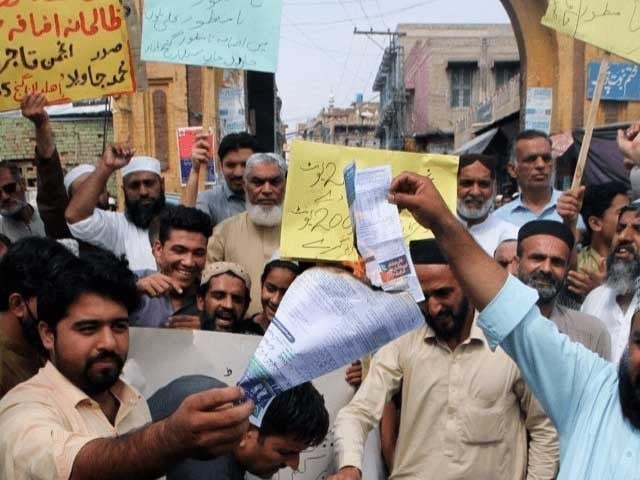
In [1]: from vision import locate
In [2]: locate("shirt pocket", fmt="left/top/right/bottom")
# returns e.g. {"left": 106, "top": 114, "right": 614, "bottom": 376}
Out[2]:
{"left": 459, "top": 404, "right": 506, "bottom": 445}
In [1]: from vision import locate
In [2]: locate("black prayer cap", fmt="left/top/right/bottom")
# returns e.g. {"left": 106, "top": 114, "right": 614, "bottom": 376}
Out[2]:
{"left": 409, "top": 238, "right": 448, "bottom": 265}
{"left": 518, "top": 220, "right": 575, "bottom": 251}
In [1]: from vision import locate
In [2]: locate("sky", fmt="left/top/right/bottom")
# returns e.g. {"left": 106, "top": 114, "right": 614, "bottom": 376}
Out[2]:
{"left": 277, "top": 0, "right": 511, "bottom": 133}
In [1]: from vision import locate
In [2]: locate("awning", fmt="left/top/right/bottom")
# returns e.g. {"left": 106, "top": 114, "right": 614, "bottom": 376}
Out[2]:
{"left": 454, "top": 127, "right": 499, "bottom": 155}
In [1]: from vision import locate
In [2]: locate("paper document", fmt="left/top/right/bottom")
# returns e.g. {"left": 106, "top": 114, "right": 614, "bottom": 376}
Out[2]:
{"left": 345, "top": 163, "right": 425, "bottom": 302}
{"left": 238, "top": 267, "right": 424, "bottom": 425}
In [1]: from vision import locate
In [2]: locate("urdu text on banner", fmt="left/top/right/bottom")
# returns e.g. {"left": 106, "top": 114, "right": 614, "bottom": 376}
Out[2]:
{"left": 281, "top": 140, "right": 459, "bottom": 262}
{"left": 541, "top": 0, "right": 640, "bottom": 64}
{"left": 140, "top": 0, "right": 283, "bottom": 73}
{"left": 0, "top": 0, "right": 136, "bottom": 112}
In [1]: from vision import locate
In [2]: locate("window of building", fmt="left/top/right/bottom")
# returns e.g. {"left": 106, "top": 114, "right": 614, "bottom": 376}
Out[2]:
{"left": 495, "top": 62, "right": 520, "bottom": 89}
{"left": 450, "top": 65, "right": 474, "bottom": 107}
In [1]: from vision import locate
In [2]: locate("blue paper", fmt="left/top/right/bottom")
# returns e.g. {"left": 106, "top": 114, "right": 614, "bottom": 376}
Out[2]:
{"left": 587, "top": 62, "right": 640, "bottom": 102}
{"left": 141, "top": 0, "right": 282, "bottom": 73}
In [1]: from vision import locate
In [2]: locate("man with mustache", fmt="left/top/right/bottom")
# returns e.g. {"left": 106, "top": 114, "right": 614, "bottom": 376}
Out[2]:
{"left": 515, "top": 220, "right": 610, "bottom": 359}
{"left": 494, "top": 130, "right": 584, "bottom": 229}
{"left": 0, "top": 248, "right": 253, "bottom": 479}
{"left": 66, "top": 145, "right": 166, "bottom": 270}
{"left": 582, "top": 204, "right": 640, "bottom": 362}
{"left": 130, "top": 206, "right": 212, "bottom": 330}
{"left": 0, "top": 237, "right": 77, "bottom": 398}
{"left": 330, "top": 239, "right": 558, "bottom": 480}
{"left": 456, "top": 154, "right": 518, "bottom": 255}
{"left": 207, "top": 153, "right": 286, "bottom": 315}
{"left": 197, "top": 262, "right": 252, "bottom": 332}
{"left": 389, "top": 169, "right": 640, "bottom": 478}
{"left": 0, "top": 161, "right": 45, "bottom": 242}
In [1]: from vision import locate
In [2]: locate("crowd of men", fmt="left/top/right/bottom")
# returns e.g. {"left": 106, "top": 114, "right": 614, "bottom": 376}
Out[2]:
{"left": 0, "top": 90, "right": 640, "bottom": 479}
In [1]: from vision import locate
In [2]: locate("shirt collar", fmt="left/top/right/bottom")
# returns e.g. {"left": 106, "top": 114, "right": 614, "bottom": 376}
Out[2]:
{"left": 41, "top": 361, "right": 141, "bottom": 408}
{"left": 423, "top": 313, "right": 486, "bottom": 346}
{"left": 222, "top": 181, "right": 244, "bottom": 201}
{"left": 508, "top": 188, "right": 560, "bottom": 214}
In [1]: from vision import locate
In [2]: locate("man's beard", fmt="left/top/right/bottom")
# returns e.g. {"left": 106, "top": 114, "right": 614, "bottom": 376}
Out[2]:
{"left": 456, "top": 196, "right": 493, "bottom": 221}
{"left": 519, "top": 269, "right": 564, "bottom": 303}
{"left": 55, "top": 346, "right": 125, "bottom": 395}
{"left": 423, "top": 297, "right": 470, "bottom": 340}
{"left": 618, "top": 347, "right": 640, "bottom": 430}
{"left": 606, "top": 249, "right": 640, "bottom": 295}
{"left": 247, "top": 202, "right": 283, "bottom": 227}
{"left": 0, "top": 198, "right": 28, "bottom": 217}
{"left": 125, "top": 191, "right": 166, "bottom": 229}
{"left": 203, "top": 306, "right": 242, "bottom": 332}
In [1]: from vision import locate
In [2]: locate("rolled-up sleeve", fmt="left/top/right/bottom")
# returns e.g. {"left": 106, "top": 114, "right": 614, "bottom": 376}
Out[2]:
{"left": 67, "top": 209, "right": 122, "bottom": 253}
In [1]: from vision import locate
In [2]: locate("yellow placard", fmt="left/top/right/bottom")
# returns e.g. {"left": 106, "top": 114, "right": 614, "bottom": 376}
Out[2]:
{"left": 542, "top": 0, "right": 640, "bottom": 64}
{"left": 281, "top": 141, "right": 459, "bottom": 262}
{"left": 0, "top": 0, "right": 135, "bottom": 112}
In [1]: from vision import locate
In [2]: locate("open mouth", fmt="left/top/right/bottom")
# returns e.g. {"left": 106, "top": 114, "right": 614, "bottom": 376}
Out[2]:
{"left": 615, "top": 244, "right": 636, "bottom": 260}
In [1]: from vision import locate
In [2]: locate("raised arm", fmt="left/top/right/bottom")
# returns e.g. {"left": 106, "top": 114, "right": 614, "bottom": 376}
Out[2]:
{"left": 181, "top": 135, "right": 211, "bottom": 207}
{"left": 70, "top": 387, "right": 253, "bottom": 480}
{"left": 389, "top": 172, "right": 609, "bottom": 435}
{"left": 65, "top": 144, "right": 133, "bottom": 224}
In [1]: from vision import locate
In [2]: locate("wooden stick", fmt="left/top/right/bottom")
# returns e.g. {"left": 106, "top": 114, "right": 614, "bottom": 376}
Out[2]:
{"left": 571, "top": 51, "right": 610, "bottom": 190}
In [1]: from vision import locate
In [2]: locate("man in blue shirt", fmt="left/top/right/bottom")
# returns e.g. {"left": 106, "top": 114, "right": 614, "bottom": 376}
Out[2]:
{"left": 390, "top": 170, "right": 640, "bottom": 479}
{"left": 494, "top": 130, "right": 583, "bottom": 229}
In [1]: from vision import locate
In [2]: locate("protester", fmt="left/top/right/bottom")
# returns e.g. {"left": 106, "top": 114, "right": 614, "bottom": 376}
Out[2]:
{"left": 516, "top": 220, "right": 610, "bottom": 359}
{"left": 248, "top": 257, "right": 301, "bottom": 334}
{"left": 0, "top": 233, "right": 10, "bottom": 258}
{"left": 389, "top": 170, "right": 640, "bottom": 479}
{"left": 64, "top": 164, "right": 111, "bottom": 211}
{"left": 207, "top": 152, "right": 286, "bottom": 314}
{"left": 149, "top": 376, "right": 329, "bottom": 479}
{"left": 130, "top": 206, "right": 212, "bottom": 329}
{"left": 198, "top": 262, "right": 252, "bottom": 332}
{"left": 65, "top": 144, "right": 165, "bottom": 270}
{"left": 182, "top": 132, "right": 259, "bottom": 226}
{"left": 494, "top": 130, "right": 583, "bottom": 228}
{"left": 493, "top": 238, "right": 518, "bottom": 274}
{"left": 330, "top": 239, "right": 558, "bottom": 480}
{"left": 0, "top": 161, "right": 45, "bottom": 242}
{"left": 578, "top": 182, "right": 630, "bottom": 295}
{"left": 0, "top": 237, "right": 77, "bottom": 398}
{"left": 456, "top": 154, "right": 518, "bottom": 254}
{"left": 0, "top": 248, "right": 253, "bottom": 479}
{"left": 581, "top": 204, "right": 640, "bottom": 362}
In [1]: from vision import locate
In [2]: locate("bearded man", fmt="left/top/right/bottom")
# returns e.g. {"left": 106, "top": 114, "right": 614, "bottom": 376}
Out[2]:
{"left": 582, "top": 204, "right": 640, "bottom": 362}
{"left": 456, "top": 154, "right": 518, "bottom": 255}
{"left": 206, "top": 153, "right": 285, "bottom": 315}
{"left": 66, "top": 145, "right": 166, "bottom": 271}
{"left": 514, "top": 220, "right": 610, "bottom": 359}
{"left": 0, "top": 161, "right": 45, "bottom": 242}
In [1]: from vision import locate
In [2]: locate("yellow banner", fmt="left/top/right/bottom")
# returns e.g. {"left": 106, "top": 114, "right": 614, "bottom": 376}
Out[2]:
{"left": 0, "top": 0, "right": 135, "bottom": 111}
{"left": 281, "top": 141, "right": 459, "bottom": 262}
{"left": 542, "top": 0, "right": 640, "bottom": 64}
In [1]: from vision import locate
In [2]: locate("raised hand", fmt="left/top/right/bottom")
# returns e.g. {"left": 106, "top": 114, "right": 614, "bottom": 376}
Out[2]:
{"left": 101, "top": 143, "right": 135, "bottom": 172}
{"left": 388, "top": 172, "right": 449, "bottom": 230}
{"left": 191, "top": 134, "right": 211, "bottom": 174}
{"left": 20, "top": 92, "right": 49, "bottom": 128}
{"left": 618, "top": 123, "right": 640, "bottom": 166}
{"left": 557, "top": 186, "right": 585, "bottom": 225}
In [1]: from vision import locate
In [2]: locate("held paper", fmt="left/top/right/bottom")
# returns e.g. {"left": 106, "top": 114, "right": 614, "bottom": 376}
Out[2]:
{"left": 238, "top": 267, "right": 424, "bottom": 425}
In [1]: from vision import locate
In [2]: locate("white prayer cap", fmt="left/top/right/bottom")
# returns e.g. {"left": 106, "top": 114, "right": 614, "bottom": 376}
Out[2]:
{"left": 121, "top": 156, "right": 161, "bottom": 178}
{"left": 64, "top": 164, "right": 95, "bottom": 195}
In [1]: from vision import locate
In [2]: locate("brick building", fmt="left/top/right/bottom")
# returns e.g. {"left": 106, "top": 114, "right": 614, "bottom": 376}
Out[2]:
{"left": 374, "top": 24, "right": 519, "bottom": 153}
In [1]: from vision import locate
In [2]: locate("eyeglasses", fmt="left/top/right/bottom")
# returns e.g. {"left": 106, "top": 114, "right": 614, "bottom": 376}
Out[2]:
{"left": 0, "top": 182, "right": 17, "bottom": 195}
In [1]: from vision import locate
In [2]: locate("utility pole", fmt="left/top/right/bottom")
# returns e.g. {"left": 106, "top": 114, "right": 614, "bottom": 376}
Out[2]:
{"left": 355, "top": 28, "right": 407, "bottom": 151}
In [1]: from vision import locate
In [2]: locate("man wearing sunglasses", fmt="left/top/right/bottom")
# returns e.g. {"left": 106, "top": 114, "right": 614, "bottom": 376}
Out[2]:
{"left": 0, "top": 161, "right": 46, "bottom": 242}
{"left": 494, "top": 130, "right": 582, "bottom": 229}
{"left": 66, "top": 145, "right": 167, "bottom": 271}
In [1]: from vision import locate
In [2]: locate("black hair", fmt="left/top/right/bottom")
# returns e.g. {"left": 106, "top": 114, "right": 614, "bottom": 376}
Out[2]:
{"left": 0, "top": 233, "right": 11, "bottom": 250}
{"left": 260, "top": 382, "right": 329, "bottom": 446}
{"left": 0, "top": 160, "right": 21, "bottom": 181}
{"left": 218, "top": 132, "right": 260, "bottom": 162}
{"left": 260, "top": 260, "right": 301, "bottom": 285}
{"left": 457, "top": 154, "right": 497, "bottom": 179}
{"left": 38, "top": 248, "right": 140, "bottom": 329}
{"left": 157, "top": 205, "right": 213, "bottom": 245}
{"left": 580, "top": 182, "right": 629, "bottom": 239}
{"left": 515, "top": 129, "right": 552, "bottom": 147}
{"left": 0, "top": 237, "right": 76, "bottom": 311}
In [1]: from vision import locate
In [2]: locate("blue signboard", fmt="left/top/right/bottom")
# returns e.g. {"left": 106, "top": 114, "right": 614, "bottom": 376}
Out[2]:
{"left": 587, "top": 62, "right": 640, "bottom": 101}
